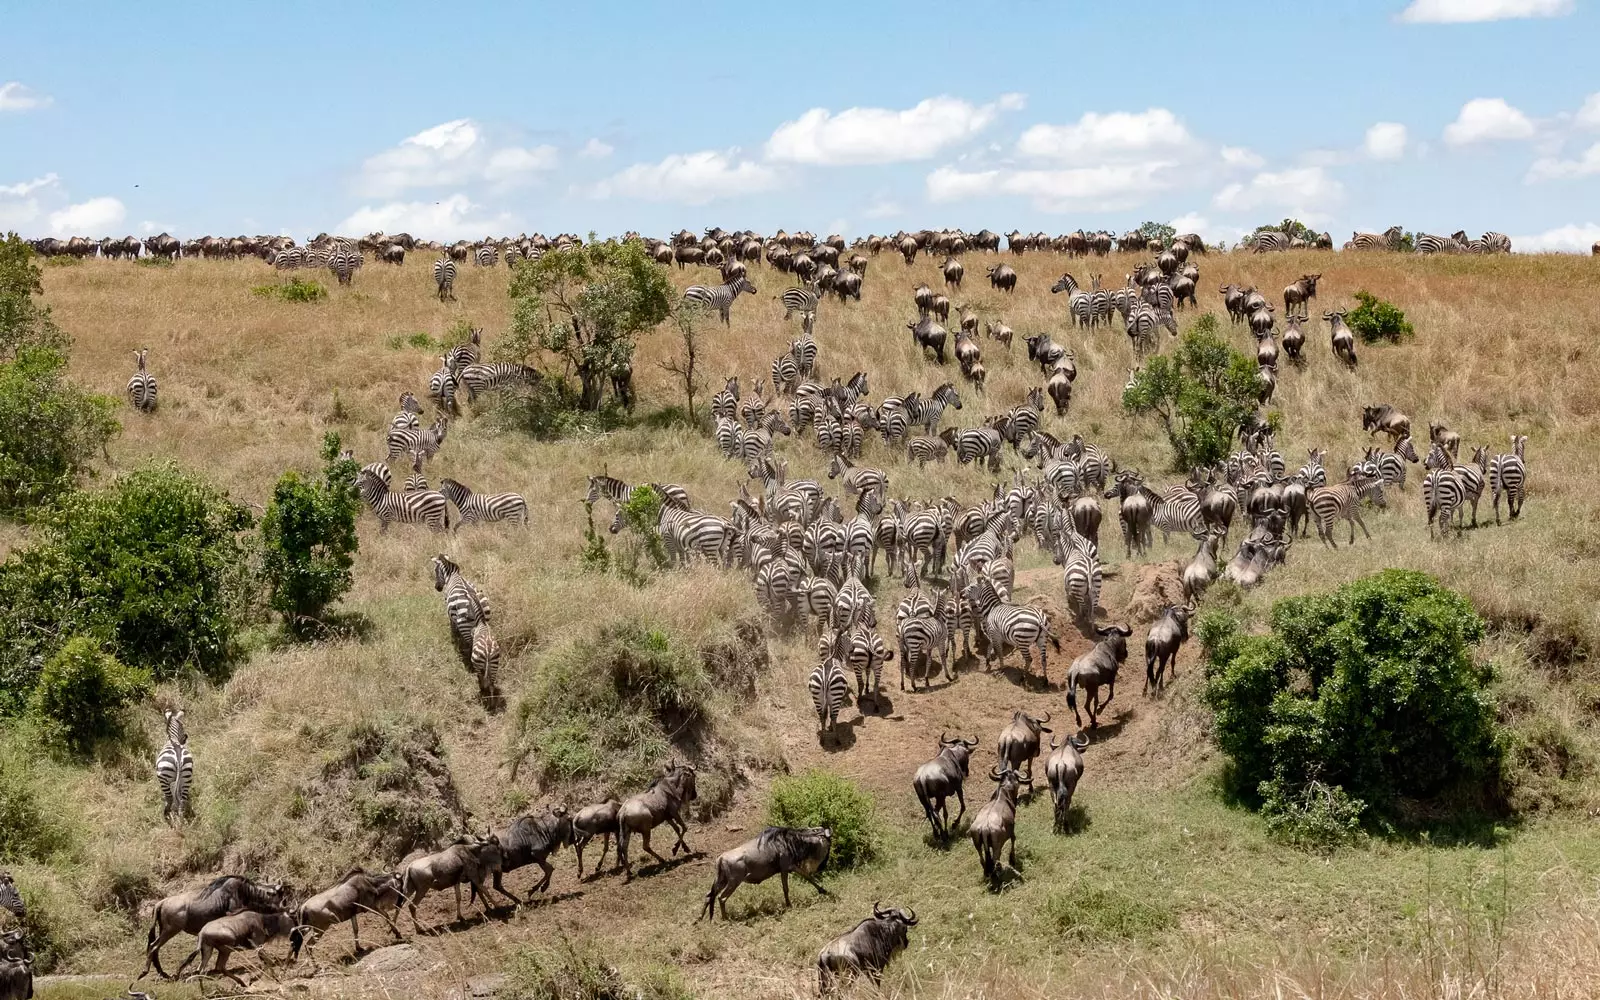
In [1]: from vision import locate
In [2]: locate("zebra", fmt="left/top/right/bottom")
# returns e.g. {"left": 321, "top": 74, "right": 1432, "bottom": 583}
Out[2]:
{"left": 781, "top": 283, "right": 821, "bottom": 320}
{"left": 1056, "top": 533, "right": 1101, "bottom": 635}
{"left": 683, "top": 277, "right": 758, "bottom": 325}
{"left": 428, "top": 363, "right": 459, "bottom": 413}
{"left": 386, "top": 415, "right": 448, "bottom": 461}
{"left": 155, "top": 709, "right": 194, "bottom": 825}
{"left": 827, "top": 453, "right": 888, "bottom": 499}
{"left": 0, "top": 870, "right": 21, "bottom": 920}
{"left": 711, "top": 376, "right": 740, "bottom": 421}
{"left": 1415, "top": 233, "right": 1466, "bottom": 255}
{"left": 273, "top": 246, "right": 307, "bottom": 270}
{"left": 834, "top": 575, "right": 876, "bottom": 631}
{"left": 1349, "top": 226, "right": 1404, "bottom": 251}
{"left": 1423, "top": 466, "right": 1463, "bottom": 540}
{"left": 474, "top": 244, "right": 498, "bottom": 267}
{"left": 790, "top": 335, "right": 818, "bottom": 379}
{"left": 1251, "top": 230, "right": 1292, "bottom": 253}
{"left": 470, "top": 621, "right": 503, "bottom": 707}
{"left": 809, "top": 657, "right": 849, "bottom": 741}
{"left": 1003, "top": 388, "right": 1045, "bottom": 445}
{"left": 1308, "top": 467, "right": 1376, "bottom": 548}
{"left": 443, "top": 328, "right": 483, "bottom": 371}
{"left": 963, "top": 577, "right": 1053, "bottom": 683}
{"left": 433, "top": 258, "right": 457, "bottom": 301}
{"left": 1426, "top": 442, "right": 1486, "bottom": 528}
{"left": 659, "top": 506, "right": 734, "bottom": 566}
{"left": 845, "top": 625, "right": 894, "bottom": 705}
{"left": 897, "top": 608, "right": 949, "bottom": 690}
{"left": 940, "top": 427, "right": 1002, "bottom": 472}
{"left": 127, "top": 349, "right": 158, "bottom": 413}
{"left": 403, "top": 451, "right": 429, "bottom": 492}
{"left": 906, "top": 382, "right": 962, "bottom": 435}
{"left": 1151, "top": 486, "right": 1206, "bottom": 543}
{"left": 431, "top": 553, "right": 491, "bottom": 672}
{"left": 439, "top": 478, "right": 529, "bottom": 526}
{"left": 1481, "top": 232, "right": 1511, "bottom": 253}
{"left": 329, "top": 247, "right": 363, "bottom": 286}
{"left": 1062, "top": 435, "right": 1112, "bottom": 489}
{"left": 457, "top": 362, "right": 539, "bottom": 402}
{"left": 357, "top": 469, "right": 449, "bottom": 532}
{"left": 1490, "top": 435, "right": 1527, "bottom": 524}
{"left": 1050, "top": 273, "right": 1094, "bottom": 328}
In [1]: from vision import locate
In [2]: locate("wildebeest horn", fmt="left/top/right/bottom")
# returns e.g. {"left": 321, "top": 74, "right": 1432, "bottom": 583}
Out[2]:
{"left": 1038, "top": 711, "right": 1051, "bottom": 724}
{"left": 988, "top": 766, "right": 1003, "bottom": 780}
{"left": 965, "top": 735, "right": 980, "bottom": 747}
{"left": 873, "top": 901, "right": 887, "bottom": 919}
{"left": 940, "top": 731, "right": 952, "bottom": 745}
{"left": 1048, "top": 734, "right": 1059, "bottom": 750}
{"left": 902, "top": 907, "right": 918, "bottom": 925}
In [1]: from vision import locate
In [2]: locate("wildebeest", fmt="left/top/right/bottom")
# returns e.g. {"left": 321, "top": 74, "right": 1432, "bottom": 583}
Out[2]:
{"left": 908, "top": 316, "right": 948, "bottom": 364}
{"left": 0, "top": 953, "right": 28, "bottom": 1000}
{"left": 1327, "top": 309, "right": 1358, "bottom": 367}
{"left": 1144, "top": 603, "right": 1194, "bottom": 694}
{"left": 700, "top": 826, "right": 832, "bottom": 920}
{"left": 1182, "top": 531, "right": 1222, "bottom": 600}
{"left": 572, "top": 799, "right": 622, "bottom": 877}
{"left": 987, "top": 263, "right": 1017, "bottom": 292}
{"left": 289, "top": 869, "right": 404, "bottom": 962}
{"left": 969, "top": 767, "right": 1029, "bottom": 880}
{"left": 618, "top": 762, "right": 699, "bottom": 879}
{"left": 941, "top": 257, "right": 964, "bottom": 289}
{"left": 139, "top": 875, "right": 287, "bottom": 979}
{"left": 1429, "top": 421, "right": 1462, "bottom": 461}
{"left": 1282, "top": 314, "right": 1306, "bottom": 362}
{"left": 1283, "top": 273, "right": 1320, "bottom": 318}
{"left": 399, "top": 833, "right": 513, "bottom": 929}
{"left": 1045, "top": 732, "right": 1090, "bottom": 833}
{"left": 1065, "top": 624, "right": 1133, "bottom": 729}
{"left": 491, "top": 806, "right": 574, "bottom": 901}
{"left": 1362, "top": 404, "right": 1411, "bottom": 445}
{"left": 175, "top": 910, "right": 297, "bottom": 984}
{"left": 817, "top": 904, "right": 917, "bottom": 994}
{"left": 1046, "top": 359, "right": 1074, "bottom": 415}
{"left": 912, "top": 733, "right": 979, "bottom": 840}
{"left": 1025, "top": 332, "right": 1067, "bottom": 371}
{"left": 997, "top": 709, "right": 1051, "bottom": 781}
{"left": 1220, "top": 284, "right": 1248, "bottom": 324}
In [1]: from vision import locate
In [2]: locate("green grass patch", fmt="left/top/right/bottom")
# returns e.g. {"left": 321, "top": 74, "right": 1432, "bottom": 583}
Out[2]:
{"left": 251, "top": 277, "right": 327, "bottom": 302}
{"left": 1045, "top": 882, "right": 1177, "bottom": 942}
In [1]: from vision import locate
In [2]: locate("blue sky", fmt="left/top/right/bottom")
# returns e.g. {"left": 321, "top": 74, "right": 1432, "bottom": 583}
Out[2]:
{"left": 3, "top": 0, "right": 1598, "bottom": 250}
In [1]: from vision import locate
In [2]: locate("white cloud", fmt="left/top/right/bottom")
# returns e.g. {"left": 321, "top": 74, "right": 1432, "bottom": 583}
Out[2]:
{"left": 926, "top": 161, "right": 1175, "bottom": 213}
{"left": 1399, "top": 0, "right": 1572, "bottom": 22}
{"left": 0, "top": 173, "right": 59, "bottom": 198}
{"left": 336, "top": 193, "right": 513, "bottom": 241}
{"left": 483, "top": 145, "right": 559, "bottom": 181}
{"left": 48, "top": 197, "right": 126, "bottom": 235}
{"left": 1508, "top": 222, "right": 1600, "bottom": 252}
{"left": 589, "top": 150, "right": 779, "bottom": 204}
{"left": 1017, "top": 108, "right": 1193, "bottom": 162}
{"left": 1526, "top": 141, "right": 1600, "bottom": 181}
{"left": 356, "top": 119, "right": 558, "bottom": 197}
{"left": 765, "top": 94, "right": 1025, "bottom": 166}
{"left": 0, "top": 82, "right": 51, "bottom": 112}
{"left": 1364, "top": 122, "right": 1409, "bottom": 160}
{"left": 579, "top": 138, "right": 614, "bottom": 159}
{"left": 138, "top": 220, "right": 174, "bottom": 235}
{"left": 1212, "top": 167, "right": 1344, "bottom": 221}
{"left": 864, "top": 199, "right": 903, "bottom": 219}
{"left": 1576, "top": 93, "right": 1600, "bottom": 130}
{"left": 1220, "top": 146, "right": 1265, "bottom": 169}
{"left": 1443, "top": 98, "right": 1535, "bottom": 145}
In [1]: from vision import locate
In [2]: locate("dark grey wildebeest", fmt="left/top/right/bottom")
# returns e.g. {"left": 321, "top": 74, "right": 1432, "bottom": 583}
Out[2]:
{"left": 618, "top": 762, "right": 699, "bottom": 880}
{"left": 1066, "top": 624, "right": 1133, "bottom": 729}
{"left": 140, "top": 875, "right": 288, "bottom": 979}
{"left": 997, "top": 709, "right": 1051, "bottom": 782}
{"left": 400, "top": 833, "right": 513, "bottom": 930}
{"left": 290, "top": 869, "right": 404, "bottom": 962}
{"left": 572, "top": 799, "right": 622, "bottom": 877}
{"left": 912, "top": 733, "right": 980, "bottom": 840}
{"left": 491, "top": 806, "right": 573, "bottom": 901}
{"left": 0, "top": 950, "right": 29, "bottom": 1000}
{"left": 700, "top": 826, "right": 833, "bottom": 920}
{"left": 1144, "top": 602, "right": 1194, "bottom": 694}
{"left": 175, "top": 910, "right": 297, "bottom": 985}
{"left": 969, "top": 768, "right": 1030, "bottom": 880}
{"left": 1045, "top": 732, "right": 1091, "bottom": 833}
{"left": 817, "top": 904, "right": 917, "bottom": 994}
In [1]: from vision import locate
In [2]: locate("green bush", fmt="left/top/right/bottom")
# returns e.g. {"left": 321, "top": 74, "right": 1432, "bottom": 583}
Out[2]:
{"left": 1346, "top": 290, "right": 1414, "bottom": 344}
{"left": 509, "top": 936, "right": 651, "bottom": 1000}
{"left": 1122, "top": 319, "right": 1262, "bottom": 470}
{"left": 0, "top": 735, "right": 72, "bottom": 863}
{"left": 0, "top": 345, "right": 120, "bottom": 513}
{"left": 29, "top": 637, "right": 150, "bottom": 757}
{"left": 387, "top": 331, "right": 440, "bottom": 351}
{"left": 251, "top": 277, "right": 328, "bottom": 302}
{"left": 1260, "top": 779, "right": 1367, "bottom": 850}
{"left": 1202, "top": 570, "right": 1501, "bottom": 828}
{"left": 614, "top": 484, "right": 668, "bottom": 583}
{"left": 0, "top": 234, "right": 70, "bottom": 359}
{"left": 767, "top": 771, "right": 878, "bottom": 870}
{"left": 260, "top": 433, "right": 361, "bottom": 633}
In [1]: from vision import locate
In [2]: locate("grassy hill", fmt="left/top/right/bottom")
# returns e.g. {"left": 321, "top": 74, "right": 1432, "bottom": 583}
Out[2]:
{"left": 9, "top": 247, "right": 1600, "bottom": 999}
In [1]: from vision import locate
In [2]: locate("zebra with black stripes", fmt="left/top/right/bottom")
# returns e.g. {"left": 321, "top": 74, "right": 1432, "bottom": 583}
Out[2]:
{"left": 1423, "top": 465, "right": 1463, "bottom": 540}
{"left": 1308, "top": 466, "right": 1376, "bottom": 548}
{"left": 439, "top": 478, "right": 529, "bottom": 527}
{"left": 791, "top": 334, "right": 818, "bottom": 379}
{"left": 1490, "top": 434, "right": 1527, "bottom": 524}
{"left": 906, "top": 435, "right": 948, "bottom": 467}
{"left": 155, "top": 709, "right": 194, "bottom": 825}
{"left": 433, "top": 257, "right": 457, "bottom": 301}
{"left": 0, "top": 870, "right": 21, "bottom": 920}
{"left": 1415, "top": 233, "right": 1466, "bottom": 255}
{"left": 1483, "top": 232, "right": 1511, "bottom": 253}
{"left": 1050, "top": 273, "right": 1094, "bottom": 328}
{"left": 1004, "top": 388, "right": 1045, "bottom": 445}
{"left": 904, "top": 382, "right": 961, "bottom": 436}
{"left": 1251, "top": 230, "right": 1292, "bottom": 253}
{"left": 683, "top": 277, "right": 758, "bottom": 325}
{"left": 1151, "top": 486, "right": 1206, "bottom": 543}
{"left": 329, "top": 247, "right": 363, "bottom": 286}
{"left": 940, "top": 426, "right": 1002, "bottom": 472}
{"left": 809, "top": 655, "right": 850, "bottom": 742}
{"left": 711, "top": 376, "right": 739, "bottom": 421}
{"left": 358, "top": 469, "right": 449, "bottom": 531}
{"left": 403, "top": 451, "right": 428, "bottom": 492}
{"left": 1062, "top": 435, "right": 1112, "bottom": 489}
{"left": 474, "top": 244, "right": 498, "bottom": 267}
{"left": 897, "top": 606, "right": 948, "bottom": 690}
{"left": 1349, "top": 226, "right": 1404, "bottom": 252}
{"left": 781, "top": 282, "right": 821, "bottom": 321}
{"left": 387, "top": 415, "right": 448, "bottom": 461}
{"left": 845, "top": 624, "right": 893, "bottom": 706}
{"left": 444, "top": 328, "right": 482, "bottom": 372}
{"left": 127, "top": 348, "right": 158, "bottom": 413}
{"left": 660, "top": 506, "right": 734, "bottom": 566}
{"left": 431, "top": 553, "right": 491, "bottom": 666}
{"left": 457, "top": 362, "right": 540, "bottom": 402}
{"left": 963, "top": 576, "right": 1054, "bottom": 683}
{"left": 1426, "top": 442, "right": 1486, "bottom": 528}
{"left": 1056, "top": 532, "right": 1101, "bottom": 635}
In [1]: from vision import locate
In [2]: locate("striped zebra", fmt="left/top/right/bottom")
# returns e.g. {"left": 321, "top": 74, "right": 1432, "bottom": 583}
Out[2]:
{"left": 1415, "top": 233, "right": 1465, "bottom": 255}
{"left": 659, "top": 506, "right": 734, "bottom": 566}
{"left": 433, "top": 257, "right": 457, "bottom": 301}
{"left": 897, "top": 608, "right": 949, "bottom": 690}
{"left": 444, "top": 328, "right": 482, "bottom": 371}
{"left": 469, "top": 621, "right": 502, "bottom": 707}
{"left": 273, "top": 246, "right": 306, "bottom": 270}
{"left": 781, "top": 283, "right": 821, "bottom": 320}
{"left": 846, "top": 625, "right": 893, "bottom": 705}
{"left": 1251, "top": 230, "right": 1292, "bottom": 253}
{"left": 963, "top": 577, "right": 1053, "bottom": 683}
{"left": 428, "top": 363, "right": 459, "bottom": 413}
{"left": 127, "top": 348, "right": 158, "bottom": 413}
{"left": 1050, "top": 273, "right": 1094, "bottom": 328}
{"left": 940, "top": 426, "right": 1002, "bottom": 472}
{"left": 457, "top": 362, "right": 540, "bottom": 402}
{"left": 757, "top": 552, "right": 804, "bottom": 618}
{"left": 834, "top": 575, "right": 876, "bottom": 630}
{"left": 474, "top": 244, "right": 498, "bottom": 267}
{"left": 827, "top": 453, "right": 887, "bottom": 498}
{"left": 809, "top": 657, "right": 850, "bottom": 741}
{"left": 439, "top": 478, "right": 529, "bottom": 526}
{"left": 711, "top": 376, "right": 739, "bottom": 420}
{"left": 403, "top": 451, "right": 428, "bottom": 492}
{"left": 386, "top": 415, "right": 448, "bottom": 461}
{"left": 0, "top": 870, "right": 22, "bottom": 920}
{"left": 329, "top": 247, "right": 363, "bottom": 286}
{"left": 1062, "top": 435, "right": 1112, "bottom": 489}
{"left": 155, "top": 709, "right": 194, "bottom": 825}
{"left": 1423, "top": 466, "right": 1463, "bottom": 540}
{"left": 1483, "top": 232, "right": 1511, "bottom": 253}
{"left": 358, "top": 469, "right": 449, "bottom": 531}
{"left": 1427, "top": 442, "right": 1486, "bottom": 528}
{"left": 907, "top": 382, "right": 963, "bottom": 436}
{"left": 1349, "top": 226, "right": 1404, "bottom": 251}
{"left": 1490, "top": 434, "right": 1527, "bottom": 524}
{"left": 432, "top": 553, "right": 491, "bottom": 666}
{"left": 1364, "top": 445, "right": 1407, "bottom": 491}
{"left": 906, "top": 435, "right": 947, "bottom": 467}
{"left": 1056, "top": 533, "right": 1101, "bottom": 634}
{"left": 1004, "top": 388, "right": 1045, "bottom": 445}
{"left": 683, "top": 277, "right": 758, "bottom": 325}
{"left": 1308, "top": 467, "right": 1376, "bottom": 548}
{"left": 1151, "top": 486, "right": 1206, "bottom": 543}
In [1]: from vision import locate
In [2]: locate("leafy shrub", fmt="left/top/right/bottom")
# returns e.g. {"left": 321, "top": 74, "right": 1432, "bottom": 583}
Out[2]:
{"left": 1260, "top": 779, "right": 1367, "bottom": 850}
{"left": 767, "top": 771, "right": 878, "bottom": 870}
{"left": 0, "top": 346, "right": 120, "bottom": 513}
{"left": 1136, "top": 220, "right": 1176, "bottom": 246}
{"left": 260, "top": 433, "right": 361, "bottom": 633}
{"left": 387, "top": 331, "right": 440, "bottom": 351}
{"left": 0, "top": 735, "right": 72, "bottom": 862}
{"left": 509, "top": 936, "right": 643, "bottom": 1000}
{"left": 0, "top": 234, "right": 70, "bottom": 359}
{"left": 1202, "top": 570, "right": 1501, "bottom": 827}
{"left": 613, "top": 484, "right": 668, "bottom": 584}
{"left": 1122, "top": 320, "right": 1262, "bottom": 470}
{"left": 251, "top": 277, "right": 327, "bottom": 302}
{"left": 1045, "top": 882, "right": 1176, "bottom": 942}
{"left": 29, "top": 637, "right": 150, "bottom": 757}
{"left": 135, "top": 256, "right": 174, "bottom": 269}
{"left": 1346, "top": 290, "right": 1415, "bottom": 344}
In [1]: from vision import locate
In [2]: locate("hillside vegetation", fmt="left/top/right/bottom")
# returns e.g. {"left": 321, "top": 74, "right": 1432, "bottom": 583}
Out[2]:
{"left": 5, "top": 246, "right": 1600, "bottom": 999}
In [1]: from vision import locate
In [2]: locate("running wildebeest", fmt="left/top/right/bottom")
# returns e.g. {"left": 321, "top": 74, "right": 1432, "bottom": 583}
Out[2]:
{"left": 491, "top": 806, "right": 573, "bottom": 901}
{"left": 969, "top": 767, "right": 1030, "bottom": 880}
{"left": 699, "top": 826, "right": 833, "bottom": 920}
{"left": 572, "top": 799, "right": 622, "bottom": 877}
{"left": 139, "top": 875, "right": 288, "bottom": 980}
{"left": 1066, "top": 624, "right": 1133, "bottom": 729}
{"left": 618, "top": 762, "right": 699, "bottom": 880}
{"left": 175, "top": 910, "right": 297, "bottom": 985}
{"left": 289, "top": 869, "right": 405, "bottom": 963}
{"left": 817, "top": 904, "right": 917, "bottom": 994}
{"left": 400, "top": 833, "right": 513, "bottom": 930}
{"left": 1045, "top": 732, "right": 1091, "bottom": 833}
{"left": 912, "top": 733, "right": 980, "bottom": 840}
{"left": 1144, "top": 602, "right": 1194, "bottom": 694}
{"left": 997, "top": 709, "right": 1051, "bottom": 782}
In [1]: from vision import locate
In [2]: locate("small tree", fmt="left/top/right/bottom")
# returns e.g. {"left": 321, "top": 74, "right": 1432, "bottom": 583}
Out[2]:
{"left": 0, "top": 233, "right": 70, "bottom": 359}
{"left": 613, "top": 484, "right": 669, "bottom": 585}
{"left": 1122, "top": 316, "right": 1261, "bottom": 470}
{"left": 260, "top": 433, "right": 361, "bottom": 634}
{"left": 660, "top": 304, "right": 707, "bottom": 425}
{"left": 30, "top": 636, "right": 150, "bottom": 757}
{"left": 507, "top": 237, "right": 674, "bottom": 411}
{"left": 768, "top": 771, "right": 879, "bottom": 870}
{"left": 1345, "top": 291, "right": 1415, "bottom": 344}
{"left": 1137, "top": 221, "right": 1177, "bottom": 247}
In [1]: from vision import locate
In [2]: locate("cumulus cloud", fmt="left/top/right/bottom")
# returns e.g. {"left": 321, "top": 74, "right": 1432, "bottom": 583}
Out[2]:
{"left": 1576, "top": 93, "right": 1600, "bottom": 130}
{"left": 1399, "top": 0, "right": 1572, "bottom": 21}
{"left": 1220, "top": 146, "right": 1265, "bottom": 169}
{"left": 579, "top": 138, "right": 614, "bottom": 159}
{"left": 0, "top": 82, "right": 51, "bottom": 112}
{"left": 589, "top": 150, "right": 779, "bottom": 204}
{"left": 1443, "top": 98, "right": 1535, "bottom": 145}
{"left": 336, "top": 193, "right": 514, "bottom": 241}
{"left": 765, "top": 93, "right": 1024, "bottom": 165}
{"left": 138, "top": 221, "right": 175, "bottom": 236}
{"left": 926, "top": 161, "right": 1175, "bottom": 213}
{"left": 49, "top": 197, "right": 126, "bottom": 235}
{"left": 1526, "top": 141, "right": 1600, "bottom": 181}
{"left": 863, "top": 199, "right": 904, "bottom": 219}
{"left": 1212, "top": 167, "right": 1344, "bottom": 221}
{"left": 1017, "top": 108, "right": 1194, "bottom": 162}
{"left": 0, "top": 173, "right": 59, "bottom": 198}
{"left": 1508, "top": 222, "right": 1600, "bottom": 252}
{"left": 1364, "top": 122, "right": 1409, "bottom": 160}
{"left": 356, "top": 119, "right": 559, "bottom": 197}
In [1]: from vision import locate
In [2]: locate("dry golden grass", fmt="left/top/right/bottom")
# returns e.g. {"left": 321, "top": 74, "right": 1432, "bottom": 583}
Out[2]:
{"left": 20, "top": 248, "right": 1600, "bottom": 999}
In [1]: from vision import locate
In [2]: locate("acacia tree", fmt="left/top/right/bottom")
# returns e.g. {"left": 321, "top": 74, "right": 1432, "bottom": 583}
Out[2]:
{"left": 1137, "top": 220, "right": 1177, "bottom": 247}
{"left": 507, "top": 238, "right": 674, "bottom": 411}
{"left": 1122, "top": 316, "right": 1261, "bottom": 470}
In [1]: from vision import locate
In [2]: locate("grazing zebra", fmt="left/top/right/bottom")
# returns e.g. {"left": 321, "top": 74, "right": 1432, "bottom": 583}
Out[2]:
{"left": 1483, "top": 232, "right": 1511, "bottom": 254}
{"left": 684, "top": 277, "right": 758, "bottom": 325}
{"left": 433, "top": 258, "right": 457, "bottom": 301}
{"left": 457, "top": 362, "right": 539, "bottom": 402}
{"left": 781, "top": 283, "right": 821, "bottom": 320}
{"left": 963, "top": 577, "right": 1053, "bottom": 683}
{"left": 1490, "top": 435, "right": 1527, "bottom": 524}
{"left": 329, "top": 247, "right": 363, "bottom": 286}
{"left": 1251, "top": 230, "right": 1292, "bottom": 253}
{"left": 1414, "top": 233, "right": 1465, "bottom": 255}
{"left": 1349, "top": 226, "right": 1404, "bottom": 251}
{"left": 0, "top": 870, "right": 22, "bottom": 920}
{"left": 809, "top": 657, "right": 849, "bottom": 741}
{"left": 386, "top": 415, "right": 448, "bottom": 461}
{"left": 906, "top": 435, "right": 948, "bottom": 467}
{"left": 155, "top": 709, "right": 194, "bottom": 825}
{"left": 1308, "top": 467, "right": 1375, "bottom": 548}
{"left": 127, "top": 349, "right": 158, "bottom": 412}
{"left": 357, "top": 469, "right": 449, "bottom": 532}
{"left": 907, "top": 382, "right": 962, "bottom": 435}
{"left": 431, "top": 553, "right": 491, "bottom": 667}
{"left": 439, "top": 478, "right": 529, "bottom": 526}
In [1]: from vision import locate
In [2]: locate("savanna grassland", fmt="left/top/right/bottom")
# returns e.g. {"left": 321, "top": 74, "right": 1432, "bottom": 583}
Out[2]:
{"left": 12, "top": 245, "right": 1600, "bottom": 1000}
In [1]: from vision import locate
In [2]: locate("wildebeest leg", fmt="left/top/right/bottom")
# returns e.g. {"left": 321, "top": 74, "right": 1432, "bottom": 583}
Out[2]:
{"left": 641, "top": 829, "right": 669, "bottom": 866}
{"left": 141, "top": 921, "right": 183, "bottom": 980}
{"left": 453, "top": 883, "right": 465, "bottom": 922}
{"left": 574, "top": 837, "right": 590, "bottom": 878}
{"left": 669, "top": 817, "right": 691, "bottom": 855}
{"left": 802, "top": 873, "right": 828, "bottom": 895}
{"left": 481, "top": 876, "right": 519, "bottom": 910}
{"left": 952, "top": 786, "right": 967, "bottom": 831}
{"left": 530, "top": 858, "right": 555, "bottom": 899}
{"left": 350, "top": 914, "right": 361, "bottom": 952}
{"left": 1008, "top": 837, "right": 1017, "bottom": 870}
{"left": 213, "top": 947, "right": 247, "bottom": 987}
{"left": 408, "top": 887, "right": 430, "bottom": 931}
{"left": 781, "top": 872, "right": 791, "bottom": 906}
